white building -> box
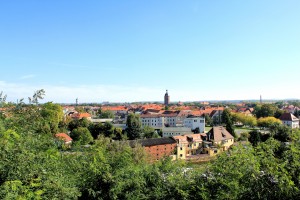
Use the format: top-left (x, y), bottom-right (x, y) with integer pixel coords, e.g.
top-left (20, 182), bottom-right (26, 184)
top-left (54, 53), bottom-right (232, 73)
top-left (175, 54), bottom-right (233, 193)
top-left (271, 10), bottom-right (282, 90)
top-left (164, 114), bottom-right (177, 127)
top-left (183, 116), bottom-right (205, 133)
top-left (279, 113), bottom-right (300, 129)
top-left (140, 114), bottom-right (165, 128)
top-left (162, 127), bottom-right (193, 137)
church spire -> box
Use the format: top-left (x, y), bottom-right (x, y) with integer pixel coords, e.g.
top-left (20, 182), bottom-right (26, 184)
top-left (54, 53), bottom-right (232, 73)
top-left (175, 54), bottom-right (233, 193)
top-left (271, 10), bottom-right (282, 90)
top-left (164, 90), bottom-right (170, 106)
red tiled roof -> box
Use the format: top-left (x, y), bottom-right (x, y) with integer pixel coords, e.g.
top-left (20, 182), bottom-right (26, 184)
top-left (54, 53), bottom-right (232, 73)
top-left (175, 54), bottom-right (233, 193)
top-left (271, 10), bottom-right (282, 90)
top-left (72, 113), bottom-right (91, 119)
top-left (55, 133), bottom-right (73, 143)
top-left (102, 106), bottom-right (128, 111)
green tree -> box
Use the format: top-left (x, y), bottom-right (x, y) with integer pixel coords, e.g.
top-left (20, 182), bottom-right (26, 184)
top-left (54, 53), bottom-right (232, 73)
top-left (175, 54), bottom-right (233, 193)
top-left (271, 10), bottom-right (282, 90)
top-left (68, 118), bottom-right (91, 132)
top-left (99, 109), bottom-right (114, 119)
top-left (270, 124), bottom-right (292, 142)
top-left (249, 130), bottom-right (262, 146)
top-left (254, 104), bottom-right (277, 118)
top-left (221, 108), bottom-right (232, 124)
top-left (40, 102), bottom-right (64, 133)
top-left (125, 113), bottom-right (142, 140)
top-left (222, 109), bottom-right (236, 138)
top-left (143, 126), bottom-right (159, 138)
top-left (204, 114), bottom-right (212, 126)
top-left (70, 127), bottom-right (93, 145)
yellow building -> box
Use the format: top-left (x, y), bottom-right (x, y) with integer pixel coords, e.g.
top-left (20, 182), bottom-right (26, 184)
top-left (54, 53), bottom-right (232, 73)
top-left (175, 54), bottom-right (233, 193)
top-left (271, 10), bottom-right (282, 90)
top-left (173, 134), bottom-right (203, 159)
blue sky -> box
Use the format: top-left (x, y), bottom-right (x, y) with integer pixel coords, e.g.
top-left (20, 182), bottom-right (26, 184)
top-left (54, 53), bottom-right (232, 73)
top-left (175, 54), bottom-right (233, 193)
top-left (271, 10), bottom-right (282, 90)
top-left (1, 0), bottom-right (300, 103)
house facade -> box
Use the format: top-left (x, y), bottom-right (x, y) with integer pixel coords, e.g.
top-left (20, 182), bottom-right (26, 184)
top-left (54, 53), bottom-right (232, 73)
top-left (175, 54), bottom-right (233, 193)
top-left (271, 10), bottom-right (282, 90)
top-left (174, 134), bottom-right (203, 159)
top-left (206, 126), bottom-right (234, 151)
top-left (279, 113), bottom-right (300, 129)
top-left (183, 116), bottom-right (205, 133)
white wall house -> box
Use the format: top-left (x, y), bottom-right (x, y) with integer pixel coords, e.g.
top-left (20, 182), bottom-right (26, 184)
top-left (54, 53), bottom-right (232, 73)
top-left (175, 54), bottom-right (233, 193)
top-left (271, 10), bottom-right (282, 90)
top-left (183, 116), bottom-right (205, 133)
top-left (279, 113), bottom-right (300, 129)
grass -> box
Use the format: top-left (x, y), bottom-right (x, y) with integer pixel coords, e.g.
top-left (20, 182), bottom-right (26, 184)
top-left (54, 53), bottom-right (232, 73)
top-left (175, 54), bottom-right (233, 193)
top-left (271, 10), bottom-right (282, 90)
top-left (205, 126), bottom-right (212, 132)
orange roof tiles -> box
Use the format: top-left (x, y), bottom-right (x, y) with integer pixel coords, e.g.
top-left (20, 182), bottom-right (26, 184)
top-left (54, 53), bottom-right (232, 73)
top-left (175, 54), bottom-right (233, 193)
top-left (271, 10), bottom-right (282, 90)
top-left (102, 106), bottom-right (128, 111)
top-left (55, 133), bottom-right (73, 143)
top-left (72, 112), bottom-right (91, 119)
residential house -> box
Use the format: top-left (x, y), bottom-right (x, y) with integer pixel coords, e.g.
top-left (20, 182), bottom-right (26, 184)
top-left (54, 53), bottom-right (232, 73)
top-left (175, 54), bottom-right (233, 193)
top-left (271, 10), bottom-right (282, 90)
top-left (282, 105), bottom-right (300, 114)
top-left (173, 134), bottom-right (203, 159)
top-left (279, 113), bottom-right (300, 129)
top-left (205, 126), bottom-right (234, 154)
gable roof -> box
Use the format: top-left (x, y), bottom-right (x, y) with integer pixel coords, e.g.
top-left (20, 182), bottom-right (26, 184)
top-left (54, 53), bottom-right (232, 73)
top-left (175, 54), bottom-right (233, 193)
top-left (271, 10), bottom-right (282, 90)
top-left (129, 137), bottom-right (177, 147)
top-left (279, 113), bottom-right (299, 121)
top-left (207, 126), bottom-right (234, 142)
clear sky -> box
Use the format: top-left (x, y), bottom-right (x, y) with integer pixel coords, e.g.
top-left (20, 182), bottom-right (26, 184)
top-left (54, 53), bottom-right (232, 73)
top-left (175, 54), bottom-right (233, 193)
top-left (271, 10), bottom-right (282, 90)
top-left (1, 0), bottom-right (300, 103)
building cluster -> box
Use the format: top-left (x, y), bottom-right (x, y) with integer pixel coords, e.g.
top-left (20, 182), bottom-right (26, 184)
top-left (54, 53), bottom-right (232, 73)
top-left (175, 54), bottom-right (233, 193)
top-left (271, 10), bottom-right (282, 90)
top-left (129, 126), bottom-right (234, 161)
top-left (57, 91), bottom-right (300, 162)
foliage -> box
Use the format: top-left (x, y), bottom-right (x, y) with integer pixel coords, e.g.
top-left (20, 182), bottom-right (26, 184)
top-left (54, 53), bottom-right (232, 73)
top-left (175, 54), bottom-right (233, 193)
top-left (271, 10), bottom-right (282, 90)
top-left (70, 127), bottom-right (93, 145)
top-left (270, 124), bottom-right (292, 142)
top-left (239, 132), bottom-right (250, 141)
top-left (232, 112), bottom-right (257, 127)
top-left (257, 117), bottom-right (282, 128)
top-left (204, 114), bottom-right (212, 126)
top-left (40, 102), bottom-right (64, 133)
top-left (254, 104), bottom-right (277, 118)
top-left (89, 122), bottom-right (125, 140)
top-left (125, 113), bottom-right (142, 140)
top-left (98, 109), bottom-right (114, 119)
top-left (68, 117), bottom-right (91, 132)
top-left (222, 109), bottom-right (236, 138)
top-left (143, 126), bottom-right (159, 138)
top-left (249, 130), bottom-right (262, 146)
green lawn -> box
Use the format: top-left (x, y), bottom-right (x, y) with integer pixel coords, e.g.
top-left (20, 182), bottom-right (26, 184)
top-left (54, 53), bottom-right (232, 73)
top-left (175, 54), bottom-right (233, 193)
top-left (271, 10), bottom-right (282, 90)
top-left (205, 126), bottom-right (212, 132)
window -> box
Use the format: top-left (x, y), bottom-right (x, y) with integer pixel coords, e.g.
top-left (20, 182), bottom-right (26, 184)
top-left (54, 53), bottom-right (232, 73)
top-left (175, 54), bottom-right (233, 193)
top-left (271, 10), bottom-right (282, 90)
top-left (194, 143), bottom-right (196, 146)
top-left (194, 120), bottom-right (197, 122)
top-left (180, 147), bottom-right (182, 150)
top-left (180, 154), bottom-right (183, 157)
top-left (214, 150), bottom-right (218, 154)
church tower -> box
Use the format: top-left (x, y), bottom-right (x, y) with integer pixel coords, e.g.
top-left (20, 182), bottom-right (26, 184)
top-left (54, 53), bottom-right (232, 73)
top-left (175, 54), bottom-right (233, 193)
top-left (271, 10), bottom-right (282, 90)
top-left (164, 90), bottom-right (170, 106)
